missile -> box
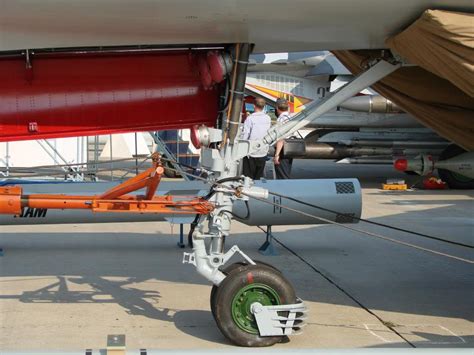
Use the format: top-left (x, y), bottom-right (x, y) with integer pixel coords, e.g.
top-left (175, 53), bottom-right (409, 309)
top-left (283, 140), bottom-right (446, 160)
top-left (337, 157), bottom-right (394, 164)
top-left (394, 151), bottom-right (474, 179)
top-left (0, 179), bottom-right (361, 226)
top-left (305, 112), bottom-right (421, 129)
top-left (339, 95), bottom-right (403, 114)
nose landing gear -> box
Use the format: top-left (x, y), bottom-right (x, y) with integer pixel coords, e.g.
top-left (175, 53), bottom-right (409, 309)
top-left (211, 264), bottom-right (306, 347)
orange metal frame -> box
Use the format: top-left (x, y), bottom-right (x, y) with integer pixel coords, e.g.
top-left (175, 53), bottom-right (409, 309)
top-left (0, 154), bottom-right (214, 216)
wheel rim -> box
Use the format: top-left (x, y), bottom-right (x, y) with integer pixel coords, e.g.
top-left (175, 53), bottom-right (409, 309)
top-left (231, 283), bottom-right (281, 334)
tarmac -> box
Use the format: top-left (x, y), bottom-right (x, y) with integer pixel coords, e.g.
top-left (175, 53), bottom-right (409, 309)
top-left (0, 160), bottom-right (473, 351)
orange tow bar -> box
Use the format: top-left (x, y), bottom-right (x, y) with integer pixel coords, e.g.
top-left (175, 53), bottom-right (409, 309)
top-left (0, 154), bottom-right (214, 216)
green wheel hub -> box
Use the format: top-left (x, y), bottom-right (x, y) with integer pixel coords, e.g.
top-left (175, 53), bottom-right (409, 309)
top-left (231, 283), bottom-right (281, 334)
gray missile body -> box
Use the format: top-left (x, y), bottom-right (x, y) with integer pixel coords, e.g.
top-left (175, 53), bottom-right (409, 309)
top-left (283, 140), bottom-right (447, 160)
top-left (339, 95), bottom-right (402, 114)
top-left (0, 179), bottom-right (361, 226)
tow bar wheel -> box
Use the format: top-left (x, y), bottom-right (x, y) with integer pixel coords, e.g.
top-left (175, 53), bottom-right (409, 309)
top-left (212, 265), bottom-right (296, 347)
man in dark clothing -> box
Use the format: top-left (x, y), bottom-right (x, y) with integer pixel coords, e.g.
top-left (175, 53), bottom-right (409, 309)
top-left (273, 98), bottom-right (293, 179)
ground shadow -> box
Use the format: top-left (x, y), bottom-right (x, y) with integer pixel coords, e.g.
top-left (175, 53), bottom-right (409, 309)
top-left (0, 275), bottom-right (173, 321)
top-left (173, 310), bottom-right (231, 345)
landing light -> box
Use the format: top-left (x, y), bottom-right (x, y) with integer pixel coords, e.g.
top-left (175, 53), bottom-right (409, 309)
top-left (191, 125), bottom-right (223, 149)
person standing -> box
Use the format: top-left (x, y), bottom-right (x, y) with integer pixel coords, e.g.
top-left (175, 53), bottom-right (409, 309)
top-left (273, 98), bottom-right (293, 179)
top-left (241, 98), bottom-right (271, 180)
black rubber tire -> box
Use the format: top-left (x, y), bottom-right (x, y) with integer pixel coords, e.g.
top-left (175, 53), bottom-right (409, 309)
top-left (438, 145), bottom-right (474, 189)
top-left (210, 262), bottom-right (247, 318)
top-left (213, 265), bottom-right (296, 347)
top-left (252, 260), bottom-right (281, 273)
top-left (210, 261), bottom-right (281, 318)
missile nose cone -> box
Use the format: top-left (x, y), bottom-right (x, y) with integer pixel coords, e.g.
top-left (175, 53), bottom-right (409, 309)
top-left (394, 159), bottom-right (408, 172)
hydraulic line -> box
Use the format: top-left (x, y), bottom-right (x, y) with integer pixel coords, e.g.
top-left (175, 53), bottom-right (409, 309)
top-left (227, 43), bottom-right (250, 144)
top-left (220, 44), bottom-right (240, 146)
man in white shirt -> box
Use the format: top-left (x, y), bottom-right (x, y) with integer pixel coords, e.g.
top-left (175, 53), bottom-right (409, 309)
top-left (241, 97), bottom-right (271, 180)
top-left (273, 98), bottom-right (293, 179)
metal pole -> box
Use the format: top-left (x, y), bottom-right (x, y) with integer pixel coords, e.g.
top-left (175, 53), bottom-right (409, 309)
top-left (135, 132), bottom-right (139, 176)
top-left (41, 139), bottom-right (72, 168)
top-left (5, 142), bottom-right (9, 177)
top-left (109, 134), bottom-right (113, 181)
top-left (177, 130), bottom-right (180, 166)
top-left (93, 135), bottom-right (99, 177)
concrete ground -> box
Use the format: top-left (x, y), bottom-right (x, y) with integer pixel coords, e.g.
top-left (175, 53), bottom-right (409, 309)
top-left (0, 160), bottom-right (473, 351)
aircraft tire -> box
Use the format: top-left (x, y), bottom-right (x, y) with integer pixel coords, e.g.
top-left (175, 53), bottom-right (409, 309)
top-left (210, 262), bottom-right (247, 318)
top-left (438, 145), bottom-right (474, 189)
top-left (213, 265), bottom-right (296, 347)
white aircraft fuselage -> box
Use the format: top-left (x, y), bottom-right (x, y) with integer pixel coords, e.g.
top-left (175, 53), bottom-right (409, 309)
top-left (0, 0), bottom-right (472, 53)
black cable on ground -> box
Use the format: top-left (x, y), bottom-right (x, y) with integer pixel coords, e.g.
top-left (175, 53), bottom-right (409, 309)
top-left (268, 191), bottom-right (474, 250)
top-left (270, 234), bottom-right (416, 348)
